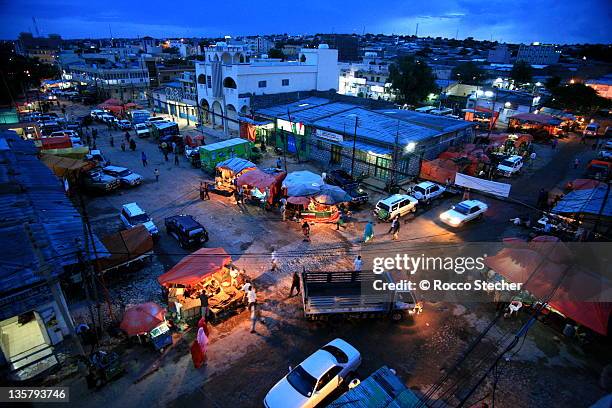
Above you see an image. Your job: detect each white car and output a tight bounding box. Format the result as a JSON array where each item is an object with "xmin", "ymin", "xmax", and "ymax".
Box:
[
  {"xmin": 120, "ymin": 203, "xmax": 159, "ymax": 237},
  {"xmin": 439, "ymin": 199, "xmax": 488, "ymax": 227},
  {"xmin": 497, "ymin": 155, "xmax": 523, "ymax": 177},
  {"xmin": 103, "ymin": 166, "xmax": 143, "ymax": 187},
  {"xmin": 411, "ymin": 181, "xmax": 446, "ymax": 203},
  {"xmin": 375, "ymin": 194, "xmax": 418, "ymax": 221},
  {"xmin": 264, "ymin": 339, "xmax": 361, "ymax": 408},
  {"xmin": 90, "ymin": 109, "xmax": 105, "ymax": 119},
  {"xmin": 134, "ymin": 123, "xmax": 150, "ymax": 138},
  {"xmin": 598, "ymin": 141, "xmax": 612, "ymax": 160},
  {"xmin": 145, "ymin": 116, "xmax": 167, "ymax": 127}
]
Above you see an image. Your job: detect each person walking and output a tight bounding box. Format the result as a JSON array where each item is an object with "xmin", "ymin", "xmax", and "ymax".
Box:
[
  {"xmin": 551, "ymin": 138, "xmax": 558, "ymax": 149},
  {"xmin": 154, "ymin": 168, "xmax": 160, "ymax": 182},
  {"xmin": 354, "ymin": 255, "xmax": 363, "ymax": 271},
  {"xmin": 246, "ymin": 286, "xmax": 257, "ymax": 311},
  {"xmin": 141, "ymin": 151, "xmax": 148, "ymax": 167},
  {"xmin": 389, "ymin": 216, "xmax": 401, "ymax": 240},
  {"xmin": 203, "ymin": 182, "xmax": 210, "ymax": 200},
  {"xmin": 302, "ymin": 221, "xmax": 310, "ymax": 242},
  {"xmin": 250, "ymin": 302, "xmax": 259, "ymax": 334},
  {"xmin": 174, "ymin": 152, "xmax": 180, "ymax": 166},
  {"xmin": 289, "ymin": 271, "xmax": 300, "ymax": 297},
  {"xmin": 124, "ymin": 131, "xmax": 130, "ymax": 143},
  {"xmin": 276, "ymin": 157, "xmax": 282, "ymax": 169},
  {"xmin": 199, "ymin": 182, "xmax": 206, "ymax": 201},
  {"xmin": 120, "ymin": 142, "xmax": 126, "ymax": 152},
  {"xmin": 363, "ymin": 221, "xmax": 374, "ymax": 243},
  {"xmin": 109, "ymin": 135, "xmax": 114, "ymax": 147},
  {"xmin": 280, "ymin": 198, "xmax": 287, "ymax": 221},
  {"xmin": 129, "ymin": 139, "xmax": 136, "ymax": 151}
]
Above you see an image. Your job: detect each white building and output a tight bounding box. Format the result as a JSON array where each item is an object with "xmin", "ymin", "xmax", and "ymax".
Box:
[
  {"xmin": 338, "ymin": 54, "xmax": 394, "ymax": 101},
  {"xmin": 517, "ymin": 43, "xmax": 560, "ymax": 65},
  {"xmin": 195, "ymin": 42, "xmax": 338, "ymax": 132}
]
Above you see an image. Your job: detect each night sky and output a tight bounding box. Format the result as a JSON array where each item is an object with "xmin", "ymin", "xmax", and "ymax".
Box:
[{"xmin": 1, "ymin": 0, "xmax": 611, "ymax": 43}]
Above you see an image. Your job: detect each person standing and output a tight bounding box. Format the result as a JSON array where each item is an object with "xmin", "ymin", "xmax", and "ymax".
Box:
[
  {"xmin": 250, "ymin": 302, "xmax": 259, "ymax": 334},
  {"xmin": 174, "ymin": 152, "xmax": 180, "ymax": 166},
  {"xmin": 289, "ymin": 271, "xmax": 300, "ymax": 297},
  {"xmin": 573, "ymin": 158, "xmax": 579, "ymax": 169},
  {"xmin": 276, "ymin": 157, "xmax": 282, "ymax": 169},
  {"xmin": 141, "ymin": 151, "xmax": 148, "ymax": 167},
  {"xmin": 280, "ymin": 198, "xmax": 287, "ymax": 221},
  {"xmin": 389, "ymin": 216, "xmax": 401, "ymax": 240},
  {"xmin": 353, "ymin": 255, "xmax": 363, "ymax": 271},
  {"xmin": 163, "ymin": 150, "xmax": 169, "ymax": 162},
  {"xmin": 129, "ymin": 139, "xmax": 136, "ymax": 151},
  {"xmin": 302, "ymin": 221, "xmax": 310, "ymax": 242},
  {"xmin": 203, "ymin": 182, "xmax": 210, "ymax": 200},
  {"xmin": 154, "ymin": 168, "xmax": 160, "ymax": 182},
  {"xmin": 120, "ymin": 141, "xmax": 126, "ymax": 152},
  {"xmin": 246, "ymin": 286, "xmax": 257, "ymax": 311},
  {"xmin": 199, "ymin": 182, "xmax": 206, "ymax": 200},
  {"xmin": 551, "ymin": 138, "xmax": 558, "ymax": 149},
  {"xmin": 199, "ymin": 291, "xmax": 209, "ymax": 319}
]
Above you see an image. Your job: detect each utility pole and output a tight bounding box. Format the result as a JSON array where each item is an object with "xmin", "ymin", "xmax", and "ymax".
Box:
[
  {"xmin": 350, "ymin": 116, "xmax": 359, "ymax": 177},
  {"xmin": 24, "ymin": 223, "xmax": 85, "ymax": 356}
]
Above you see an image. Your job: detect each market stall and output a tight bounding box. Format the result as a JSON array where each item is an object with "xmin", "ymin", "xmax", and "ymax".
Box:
[
  {"xmin": 214, "ymin": 157, "xmax": 257, "ymax": 194},
  {"xmin": 236, "ymin": 168, "xmax": 286, "ymax": 205},
  {"xmin": 283, "ymin": 177, "xmax": 351, "ymax": 223},
  {"xmin": 120, "ymin": 302, "xmax": 172, "ymax": 352},
  {"xmin": 157, "ymin": 248, "xmax": 249, "ymax": 322},
  {"xmin": 508, "ymin": 113, "xmax": 562, "ymax": 140}
]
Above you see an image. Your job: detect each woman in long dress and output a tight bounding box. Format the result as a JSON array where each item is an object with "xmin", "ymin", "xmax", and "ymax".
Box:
[
  {"xmin": 363, "ymin": 221, "xmax": 374, "ymax": 243},
  {"xmin": 190, "ymin": 326, "xmax": 209, "ymax": 368}
]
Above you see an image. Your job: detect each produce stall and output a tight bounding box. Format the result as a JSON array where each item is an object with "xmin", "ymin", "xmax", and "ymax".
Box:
[
  {"xmin": 214, "ymin": 157, "xmax": 256, "ymax": 194},
  {"xmin": 157, "ymin": 248, "xmax": 249, "ymax": 322},
  {"xmin": 285, "ymin": 183, "xmax": 351, "ymax": 223},
  {"xmin": 237, "ymin": 168, "xmax": 286, "ymax": 205}
]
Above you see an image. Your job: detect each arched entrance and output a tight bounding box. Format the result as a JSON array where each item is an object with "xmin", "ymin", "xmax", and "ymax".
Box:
[
  {"xmin": 211, "ymin": 100, "xmax": 224, "ymax": 128},
  {"xmin": 226, "ymin": 104, "xmax": 239, "ymax": 132},
  {"xmin": 200, "ymin": 99, "xmax": 210, "ymax": 124}
]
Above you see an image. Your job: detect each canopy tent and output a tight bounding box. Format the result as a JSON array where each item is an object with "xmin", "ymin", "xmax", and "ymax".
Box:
[
  {"xmin": 484, "ymin": 242, "xmax": 612, "ymax": 335},
  {"xmin": 124, "ymin": 102, "xmax": 139, "ymax": 109},
  {"xmin": 40, "ymin": 154, "xmax": 95, "ymax": 178},
  {"xmin": 157, "ymin": 248, "xmax": 231, "ymax": 287},
  {"xmin": 552, "ymin": 186, "xmax": 612, "ymax": 218},
  {"xmin": 314, "ymin": 184, "xmax": 352, "ymax": 205},
  {"xmin": 287, "ymin": 196, "xmax": 310, "ymax": 205},
  {"xmin": 98, "ymin": 104, "xmax": 124, "ymax": 114},
  {"xmin": 236, "ymin": 168, "xmax": 286, "ymax": 204},
  {"xmin": 102, "ymin": 98, "xmax": 122, "ymax": 106},
  {"xmin": 282, "ymin": 170, "xmax": 324, "ymax": 197},
  {"xmin": 420, "ymin": 158, "xmax": 461, "ymax": 184},
  {"xmin": 120, "ymin": 302, "xmax": 166, "ymax": 336},
  {"xmin": 39, "ymin": 136, "xmax": 72, "ymax": 150},
  {"xmin": 96, "ymin": 225, "xmax": 153, "ymax": 272}
]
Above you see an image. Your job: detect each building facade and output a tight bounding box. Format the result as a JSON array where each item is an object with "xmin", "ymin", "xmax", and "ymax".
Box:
[
  {"xmin": 516, "ymin": 43, "xmax": 560, "ymax": 65},
  {"xmin": 487, "ymin": 45, "xmax": 511, "ymax": 64},
  {"xmin": 62, "ymin": 64, "xmax": 149, "ymax": 101},
  {"xmin": 195, "ymin": 42, "xmax": 338, "ymax": 133}
]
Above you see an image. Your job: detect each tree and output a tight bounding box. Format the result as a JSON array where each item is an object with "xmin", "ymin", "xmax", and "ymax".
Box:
[
  {"xmin": 267, "ymin": 48, "xmax": 286, "ymax": 60},
  {"xmin": 549, "ymin": 83, "xmax": 611, "ymax": 115},
  {"xmin": 388, "ymin": 56, "xmax": 438, "ymax": 105},
  {"xmin": 510, "ymin": 61, "xmax": 533, "ymax": 85},
  {"xmin": 544, "ymin": 76, "xmax": 561, "ymax": 90},
  {"xmin": 451, "ymin": 62, "xmax": 486, "ymax": 85}
]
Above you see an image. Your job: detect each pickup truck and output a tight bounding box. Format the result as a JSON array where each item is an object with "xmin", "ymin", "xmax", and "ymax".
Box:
[
  {"xmin": 410, "ymin": 181, "xmax": 446, "ymax": 203},
  {"xmin": 134, "ymin": 123, "xmax": 150, "ymax": 138},
  {"xmin": 300, "ymin": 270, "xmax": 420, "ymax": 321},
  {"xmin": 325, "ymin": 169, "xmax": 369, "ymax": 204}
]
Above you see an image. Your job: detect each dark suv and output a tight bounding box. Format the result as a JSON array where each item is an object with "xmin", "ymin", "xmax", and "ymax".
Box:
[
  {"xmin": 164, "ymin": 215, "xmax": 209, "ymax": 248},
  {"xmin": 325, "ymin": 169, "xmax": 369, "ymax": 205}
]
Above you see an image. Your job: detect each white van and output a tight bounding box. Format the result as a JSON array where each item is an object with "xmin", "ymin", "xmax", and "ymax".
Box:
[
  {"xmin": 374, "ymin": 194, "xmax": 418, "ymax": 221},
  {"xmin": 497, "ymin": 155, "xmax": 523, "ymax": 177}
]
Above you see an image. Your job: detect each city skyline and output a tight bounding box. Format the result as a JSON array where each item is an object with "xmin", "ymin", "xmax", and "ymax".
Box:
[{"xmin": 1, "ymin": 0, "xmax": 611, "ymax": 44}]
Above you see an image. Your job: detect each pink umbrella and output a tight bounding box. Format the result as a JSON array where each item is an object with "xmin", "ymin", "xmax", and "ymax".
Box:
[{"xmin": 120, "ymin": 302, "xmax": 166, "ymax": 336}]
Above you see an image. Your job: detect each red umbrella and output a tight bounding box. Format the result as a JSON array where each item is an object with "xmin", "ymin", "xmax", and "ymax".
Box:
[{"xmin": 120, "ymin": 302, "xmax": 166, "ymax": 336}]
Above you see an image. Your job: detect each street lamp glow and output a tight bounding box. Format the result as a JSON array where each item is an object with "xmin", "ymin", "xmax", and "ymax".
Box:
[
  {"xmin": 504, "ymin": 102, "xmax": 512, "ymax": 108},
  {"xmin": 484, "ymin": 91, "xmax": 494, "ymax": 98},
  {"xmin": 405, "ymin": 142, "xmax": 416, "ymax": 153}
]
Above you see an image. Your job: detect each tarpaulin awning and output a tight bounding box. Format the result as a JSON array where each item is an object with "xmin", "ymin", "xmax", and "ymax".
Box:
[
  {"xmin": 509, "ymin": 113, "xmax": 562, "ymax": 126},
  {"xmin": 283, "ymin": 170, "xmax": 324, "ymax": 197},
  {"xmin": 420, "ymin": 159, "xmax": 459, "ymax": 184},
  {"xmin": 96, "ymin": 225, "xmax": 153, "ymax": 272},
  {"xmin": 157, "ymin": 248, "xmax": 231, "ymax": 287},
  {"xmin": 102, "ymin": 98, "xmax": 122, "ymax": 106},
  {"xmin": 120, "ymin": 302, "xmax": 166, "ymax": 336},
  {"xmin": 314, "ymin": 184, "xmax": 352, "ymax": 205},
  {"xmin": 98, "ymin": 105, "xmax": 123, "ymax": 114},
  {"xmin": 484, "ymin": 244, "xmax": 612, "ymax": 335},
  {"xmin": 39, "ymin": 136, "xmax": 72, "ymax": 150},
  {"xmin": 287, "ymin": 196, "xmax": 310, "ymax": 205},
  {"xmin": 237, "ymin": 169, "xmax": 287, "ymax": 204},
  {"xmin": 552, "ymin": 186, "xmax": 612, "ymax": 218},
  {"xmin": 40, "ymin": 154, "xmax": 95, "ymax": 177},
  {"xmin": 567, "ymin": 178, "xmax": 605, "ymax": 191},
  {"xmin": 216, "ymin": 157, "xmax": 256, "ymax": 174}
]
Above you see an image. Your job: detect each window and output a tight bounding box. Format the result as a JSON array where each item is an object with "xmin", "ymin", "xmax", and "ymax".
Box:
[
  {"xmin": 207, "ymin": 76, "xmax": 212, "ymax": 88},
  {"xmin": 197, "ymin": 74, "xmax": 206, "ymax": 84},
  {"xmin": 258, "ymin": 80, "xmax": 267, "ymax": 88},
  {"xmin": 223, "ymin": 77, "xmax": 237, "ymax": 88},
  {"xmin": 316, "ymin": 366, "xmax": 342, "ymax": 391},
  {"xmin": 282, "ymin": 79, "xmax": 289, "ymax": 86}
]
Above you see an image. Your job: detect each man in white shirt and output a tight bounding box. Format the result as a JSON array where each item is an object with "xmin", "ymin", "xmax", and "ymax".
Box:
[{"xmin": 353, "ymin": 255, "xmax": 363, "ymax": 271}]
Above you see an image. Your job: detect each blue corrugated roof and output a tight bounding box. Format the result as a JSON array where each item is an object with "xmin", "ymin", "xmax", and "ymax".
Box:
[{"xmin": 553, "ymin": 186, "xmax": 612, "ymax": 217}]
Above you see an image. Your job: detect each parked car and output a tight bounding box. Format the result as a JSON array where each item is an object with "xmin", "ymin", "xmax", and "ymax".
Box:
[
  {"xmin": 117, "ymin": 120, "xmax": 132, "ymax": 130},
  {"xmin": 439, "ymin": 199, "xmax": 488, "ymax": 227},
  {"xmin": 410, "ymin": 181, "xmax": 446, "ymax": 203},
  {"xmin": 164, "ymin": 215, "xmax": 209, "ymax": 248},
  {"xmin": 496, "ymin": 155, "xmax": 523, "ymax": 177},
  {"xmin": 145, "ymin": 116, "xmax": 167, "ymax": 127},
  {"xmin": 583, "ymin": 122, "xmax": 600, "ymax": 137},
  {"xmin": 102, "ymin": 165, "xmax": 143, "ymax": 187},
  {"xmin": 134, "ymin": 123, "xmax": 150, "ymax": 138},
  {"xmin": 82, "ymin": 169, "xmax": 120, "ymax": 193},
  {"xmin": 90, "ymin": 109, "xmax": 105, "ymax": 119},
  {"xmin": 85, "ymin": 149, "xmax": 109, "ymax": 166},
  {"xmin": 598, "ymin": 140, "xmax": 612, "ymax": 160},
  {"xmin": 264, "ymin": 339, "xmax": 361, "ymax": 408},
  {"xmin": 120, "ymin": 203, "xmax": 159, "ymax": 237},
  {"xmin": 325, "ymin": 169, "xmax": 369, "ymax": 204},
  {"xmin": 374, "ymin": 194, "xmax": 418, "ymax": 221}
]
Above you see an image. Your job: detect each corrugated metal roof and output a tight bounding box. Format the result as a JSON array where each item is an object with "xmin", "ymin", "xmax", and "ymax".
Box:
[
  {"xmin": 553, "ymin": 186, "xmax": 612, "ymax": 217},
  {"xmin": 200, "ymin": 137, "xmax": 250, "ymax": 151},
  {"xmin": 255, "ymin": 97, "xmax": 331, "ymax": 118}
]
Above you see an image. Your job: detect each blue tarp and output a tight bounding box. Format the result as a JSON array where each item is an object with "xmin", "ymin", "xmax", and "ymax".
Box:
[
  {"xmin": 552, "ymin": 186, "xmax": 612, "ymax": 217},
  {"xmin": 215, "ymin": 157, "xmax": 256, "ymax": 174}
]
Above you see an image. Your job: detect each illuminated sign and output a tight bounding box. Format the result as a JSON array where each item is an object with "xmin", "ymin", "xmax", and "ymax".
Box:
[{"xmin": 314, "ymin": 128, "xmax": 344, "ymax": 143}]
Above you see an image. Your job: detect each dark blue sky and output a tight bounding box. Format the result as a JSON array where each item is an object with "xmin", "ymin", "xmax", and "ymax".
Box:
[{"xmin": 1, "ymin": 0, "xmax": 611, "ymax": 43}]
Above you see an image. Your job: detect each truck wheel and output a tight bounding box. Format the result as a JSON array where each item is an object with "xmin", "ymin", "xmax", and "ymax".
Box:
[{"xmin": 391, "ymin": 311, "xmax": 404, "ymax": 322}]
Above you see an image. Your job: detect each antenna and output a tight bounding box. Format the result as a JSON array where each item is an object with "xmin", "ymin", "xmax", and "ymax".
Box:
[
  {"xmin": 32, "ymin": 17, "xmax": 40, "ymax": 37},
  {"xmin": 415, "ymin": 23, "xmax": 419, "ymax": 37}
]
